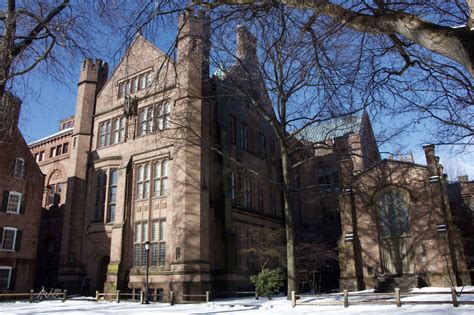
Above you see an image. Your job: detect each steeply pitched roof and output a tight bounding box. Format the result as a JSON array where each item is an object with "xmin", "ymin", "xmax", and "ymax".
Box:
[{"xmin": 298, "ymin": 114, "xmax": 364, "ymax": 143}]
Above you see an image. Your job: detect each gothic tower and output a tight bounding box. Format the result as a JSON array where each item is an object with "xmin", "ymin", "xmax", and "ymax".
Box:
[{"xmin": 58, "ymin": 59, "xmax": 108, "ymax": 292}]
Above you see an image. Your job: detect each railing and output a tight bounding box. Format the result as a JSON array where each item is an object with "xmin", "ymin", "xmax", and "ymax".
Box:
[
  {"xmin": 214, "ymin": 291, "xmax": 258, "ymax": 300},
  {"xmin": 0, "ymin": 290, "xmax": 67, "ymax": 302},
  {"xmin": 94, "ymin": 290, "xmax": 217, "ymax": 304},
  {"xmin": 180, "ymin": 292, "xmax": 211, "ymax": 304},
  {"xmin": 291, "ymin": 287, "xmax": 474, "ymax": 308}
]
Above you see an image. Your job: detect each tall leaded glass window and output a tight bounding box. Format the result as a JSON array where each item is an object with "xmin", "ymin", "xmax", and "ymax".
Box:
[
  {"xmin": 107, "ymin": 169, "xmax": 118, "ymax": 223},
  {"xmin": 139, "ymin": 107, "xmax": 154, "ymax": 136},
  {"xmin": 112, "ymin": 117, "xmax": 126, "ymax": 144},
  {"xmin": 153, "ymin": 159, "xmax": 169, "ymax": 197},
  {"xmin": 136, "ymin": 164, "xmax": 150, "ymax": 200},
  {"xmin": 151, "ymin": 219, "xmax": 166, "ymax": 266},
  {"xmin": 94, "ymin": 170, "xmax": 107, "ymax": 221},
  {"xmin": 376, "ymin": 189, "xmax": 410, "ymax": 239},
  {"xmin": 155, "ymin": 102, "xmax": 170, "ymax": 130}
]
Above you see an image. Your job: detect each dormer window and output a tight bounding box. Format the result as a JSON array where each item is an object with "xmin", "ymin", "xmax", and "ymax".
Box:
[{"xmin": 118, "ymin": 70, "xmax": 153, "ymax": 98}]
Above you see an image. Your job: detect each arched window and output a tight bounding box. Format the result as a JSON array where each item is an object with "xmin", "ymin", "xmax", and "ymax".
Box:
[{"xmin": 376, "ymin": 189, "xmax": 410, "ymax": 239}]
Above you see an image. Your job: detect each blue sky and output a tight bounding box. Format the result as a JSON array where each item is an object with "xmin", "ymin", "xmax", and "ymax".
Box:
[{"xmin": 16, "ymin": 10, "xmax": 473, "ymax": 178}]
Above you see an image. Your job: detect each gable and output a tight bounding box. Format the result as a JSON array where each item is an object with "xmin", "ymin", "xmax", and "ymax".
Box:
[{"xmin": 96, "ymin": 35, "xmax": 176, "ymax": 115}]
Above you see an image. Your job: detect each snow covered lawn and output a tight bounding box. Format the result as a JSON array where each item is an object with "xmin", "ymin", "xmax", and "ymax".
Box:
[{"xmin": 2, "ymin": 287, "xmax": 474, "ymax": 314}]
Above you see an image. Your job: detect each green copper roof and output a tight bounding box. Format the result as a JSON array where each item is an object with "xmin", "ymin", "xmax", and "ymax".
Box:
[{"xmin": 298, "ymin": 115, "xmax": 364, "ymax": 143}]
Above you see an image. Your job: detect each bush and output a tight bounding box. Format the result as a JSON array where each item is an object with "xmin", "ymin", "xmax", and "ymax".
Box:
[{"xmin": 250, "ymin": 268, "xmax": 285, "ymax": 299}]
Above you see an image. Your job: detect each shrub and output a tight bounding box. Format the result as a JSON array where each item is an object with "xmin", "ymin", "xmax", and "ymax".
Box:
[{"xmin": 250, "ymin": 268, "xmax": 285, "ymax": 299}]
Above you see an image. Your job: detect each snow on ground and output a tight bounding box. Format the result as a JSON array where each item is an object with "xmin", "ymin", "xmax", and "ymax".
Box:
[{"xmin": 1, "ymin": 287, "xmax": 474, "ymax": 314}]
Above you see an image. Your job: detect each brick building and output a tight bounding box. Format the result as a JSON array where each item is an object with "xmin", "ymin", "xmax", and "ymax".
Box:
[{"xmin": 0, "ymin": 93, "xmax": 44, "ymax": 292}]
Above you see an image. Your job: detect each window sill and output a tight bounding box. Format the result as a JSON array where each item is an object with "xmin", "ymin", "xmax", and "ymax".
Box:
[
  {"xmin": 0, "ymin": 249, "xmax": 15, "ymax": 252},
  {"xmin": 5, "ymin": 211, "xmax": 20, "ymax": 215},
  {"xmin": 151, "ymin": 195, "xmax": 167, "ymax": 200},
  {"xmin": 97, "ymin": 140, "xmax": 126, "ymax": 150}
]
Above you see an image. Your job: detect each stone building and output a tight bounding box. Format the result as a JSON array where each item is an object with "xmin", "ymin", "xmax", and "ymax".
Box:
[
  {"xmin": 29, "ymin": 12, "xmax": 283, "ymax": 299},
  {"xmin": 27, "ymin": 11, "xmax": 471, "ymax": 297},
  {"xmin": 293, "ymin": 113, "xmax": 381, "ymax": 291},
  {"xmin": 448, "ymin": 175, "xmax": 474, "ymax": 283},
  {"xmin": 337, "ymin": 145, "xmax": 470, "ymax": 291},
  {"xmin": 0, "ymin": 93, "xmax": 44, "ymax": 292}
]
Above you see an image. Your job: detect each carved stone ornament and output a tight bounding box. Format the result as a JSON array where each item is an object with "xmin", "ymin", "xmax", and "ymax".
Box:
[{"xmin": 123, "ymin": 96, "xmax": 138, "ymax": 118}]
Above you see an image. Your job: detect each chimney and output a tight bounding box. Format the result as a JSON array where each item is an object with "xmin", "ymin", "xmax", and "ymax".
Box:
[
  {"xmin": 236, "ymin": 25, "xmax": 257, "ymax": 62},
  {"xmin": 0, "ymin": 92, "xmax": 22, "ymax": 139},
  {"xmin": 423, "ymin": 144, "xmax": 439, "ymax": 179},
  {"xmin": 458, "ymin": 175, "xmax": 469, "ymax": 182}
]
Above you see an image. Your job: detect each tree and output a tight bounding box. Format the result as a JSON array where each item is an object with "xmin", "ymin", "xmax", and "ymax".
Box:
[
  {"xmin": 207, "ymin": 4, "xmax": 372, "ymax": 295},
  {"xmin": 194, "ymin": 1, "xmax": 473, "ymax": 148},
  {"xmin": 196, "ymin": 0, "xmax": 474, "ymax": 76},
  {"xmin": 0, "ymin": 0, "xmax": 98, "ymax": 139},
  {"xmin": 295, "ymin": 232, "xmax": 338, "ymax": 293}
]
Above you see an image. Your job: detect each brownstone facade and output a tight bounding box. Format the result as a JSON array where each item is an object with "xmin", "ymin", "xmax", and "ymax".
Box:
[
  {"xmin": 0, "ymin": 94, "xmax": 43, "ymax": 292},
  {"xmin": 338, "ymin": 145, "xmax": 470, "ymax": 291},
  {"xmin": 448, "ymin": 175, "xmax": 474, "ymax": 282},
  {"xmin": 28, "ymin": 12, "xmax": 284, "ymax": 299},
  {"xmin": 26, "ymin": 11, "xmax": 471, "ymax": 298}
]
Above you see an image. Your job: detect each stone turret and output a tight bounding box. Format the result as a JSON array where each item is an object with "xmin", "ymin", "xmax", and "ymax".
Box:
[
  {"xmin": 177, "ymin": 10, "xmax": 210, "ymax": 97},
  {"xmin": 172, "ymin": 10, "xmax": 212, "ymax": 301},
  {"xmin": 57, "ymin": 58, "xmax": 108, "ymax": 293}
]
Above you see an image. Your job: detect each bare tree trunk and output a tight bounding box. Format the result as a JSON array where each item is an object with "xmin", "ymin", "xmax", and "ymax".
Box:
[{"xmin": 280, "ymin": 144, "xmax": 297, "ymax": 296}]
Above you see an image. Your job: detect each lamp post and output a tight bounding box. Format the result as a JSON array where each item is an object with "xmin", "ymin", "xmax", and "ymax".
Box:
[{"xmin": 143, "ymin": 241, "xmax": 151, "ymax": 304}]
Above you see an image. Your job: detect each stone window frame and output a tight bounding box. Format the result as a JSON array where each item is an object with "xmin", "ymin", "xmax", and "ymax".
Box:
[
  {"xmin": 318, "ymin": 166, "xmax": 340, "ymax": 192},
  {"xmin": 47, "ymin": 182, "xmax": 63, "ymax": 206},
  {"xmin": 137, "ymin": 100, "xmax": 171, "ymax": 137},
  {"xmin": 6, "ymin": 192, "xmax": 22, "ymax": 214},
  {"xmin": 151, "ymin": 219, "xmax": 166, "ymax": 266},
  {"xmin": 153, "ymin": 159, "xmax": 169, "ymax": 198},
  {"xmin": 13, "ymin": 157, "xmax": 25, "ymax": 179},
  {"xmin": 98, "ymin": 116, "xmax": 126, "ymax": 148},
  {"xmin": 155, "ymin": 101, "xmax": 170, "ymax": 131},
  {"xmin": 117, "ymin": 70, "xmax": 153, "ymax": 99},
  {"xmin": 133, "ymin": 221, "xmax": 149, "ymax": 266},
  {"xmin": 93, "ymin": 168, "xmax": 119, "ymax": 224},
  {"xmin": 36, "ymin": 151, "xmax": 45, "ymax": 162},
  {"xmin": 136, "ymin": 163, "xmax": 151, "ymax": 200},
  {"xmin": 138, "ymin": 106, "xmax": 154, "ymax": 136},
  {"xmin": 62, "ymin": 142, "xmax": 69, "ymax": 154},
  {"xmin": 0, "ymin": 227, "xmax": 18, "ymax": 251},
  {"xmin": 107, "ymin": 169, "xmax": 118, "ymax": 224},
  {"xmin": 373, "ymin": 187, "xmax": 412, "ymax": 239},
  {"xmin": 0, "ymin": 266, "xmax": 12, "ymax": 290}
]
